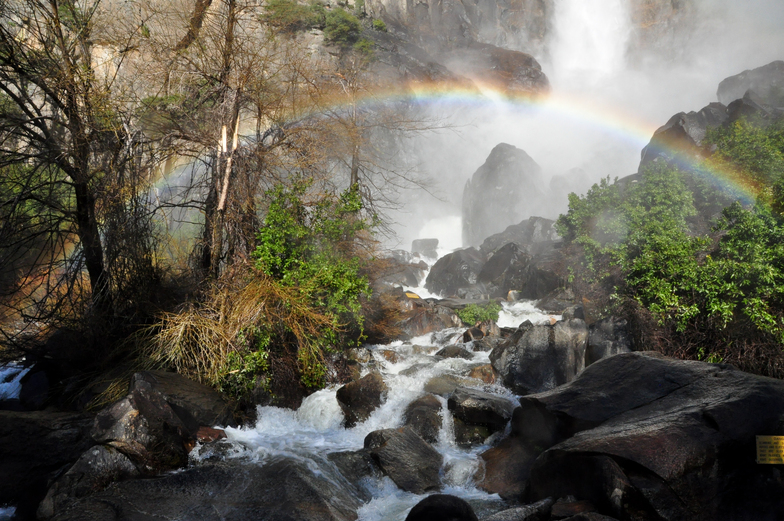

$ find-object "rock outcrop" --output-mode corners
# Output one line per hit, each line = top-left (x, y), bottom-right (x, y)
(425, 247), (486, 297)
(480, 352), (784, 520)
(717, 60), (784, 107)
(50, 458), (362, 521)
(364, 426), (443, 494)
(462, 143), (546, 247)
(336, 372), (388, 427)
(490, 318), (588, 395)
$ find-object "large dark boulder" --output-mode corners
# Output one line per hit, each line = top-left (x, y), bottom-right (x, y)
(518, 352), (784, 521)
(50, 457), (362, 521)
(462, 144), (546, 247)
(717, 60), (784, 107)
(476, 437), (541, 499)
(425, 248), (487, 297)
(0, 410), (93, 517)
(490, 319), (588, 395)
(448, 387), (515, 433)
(327, 450), (382, 501)
(479, 217), (560, 257)
(336, 372), (387, 428)
(477, 243), (532, 298)
(398, 304), (463, 337)
(404, 394), (443, 444)
(639, 103), (728, 166)
(405, 493), (478, 521)
(37, 445), (140, 519)
(92, 370), (234, 471)
(364, 426), (443, 494)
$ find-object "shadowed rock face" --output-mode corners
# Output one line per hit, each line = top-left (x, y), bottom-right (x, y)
(50, 458), (363, 521)
(463, 143), (546, 247)
(718, 60), (784, 107)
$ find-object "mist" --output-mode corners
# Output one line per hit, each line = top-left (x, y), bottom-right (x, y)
(388, 0), (784, 252)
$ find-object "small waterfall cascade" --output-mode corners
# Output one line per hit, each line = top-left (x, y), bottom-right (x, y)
(190, 256), (560, 520)
(549, 0), (632, 81)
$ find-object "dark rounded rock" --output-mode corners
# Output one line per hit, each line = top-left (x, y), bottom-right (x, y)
(404, 394), (443, 444)
(435, 345), (474, 360)
(364, 426), (443, 494)
(522, 352), (784, 520)
(453, 417), (492, 447)
(425, 248), (486, 297)
(336, 372), (387, 428)
(50, 458), (362, 521)
(412, 238), (439, 259)
(405, 493), (478, 521)
(448, 387), (514, 433)
(399, 305), (463, 338)
(476, 437), (541, 500)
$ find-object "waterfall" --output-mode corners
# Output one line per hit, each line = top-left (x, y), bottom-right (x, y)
(549, 0), (632, 81)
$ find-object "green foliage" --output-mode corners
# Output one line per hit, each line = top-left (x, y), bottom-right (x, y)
(372, 18), (387, 31)
(456, 302), (503, 326)
(354, 0), (366, 17)
(324, 7), (362, 47)
(262, 0), (326, 32)
(253, 180), (373, 387)
(353, 37), (374, 57)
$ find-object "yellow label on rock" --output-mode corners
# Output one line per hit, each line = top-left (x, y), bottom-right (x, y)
(405, 292), (420, 299)
(756, 436), (784, 464)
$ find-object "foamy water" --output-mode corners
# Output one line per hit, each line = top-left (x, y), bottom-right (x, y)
(190, 247), (563, 519)
(0, 363), (29, 401)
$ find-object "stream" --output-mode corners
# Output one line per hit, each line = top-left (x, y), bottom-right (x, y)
(190, 253), (559, 520)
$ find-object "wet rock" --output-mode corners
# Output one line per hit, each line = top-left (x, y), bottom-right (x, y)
(477, 438), (542, 499)
(490, 319), (587, 395)
(405, 493), (478, 521)
(347, 347), (373, 364)
(448, 388), (514, 433)
(424, 374), (477, 396)
(462, 144), (546, 248)
(536, 288), (576, 313)
(561, 305), (584, 321)
(336, 372), (387, 428)
(425, 248), (487, 297)
(479, 497), (554, 521)
(38, 445), (140, 519)
(412, 238), (439, 259)
(453, 417), (492, 446)
(435, 345), (474, 360)
(726, 90), (784, 125)
(558, 514), (619, 521)
(130, 370), (235, 428)
(195, 426), (227, 443)
(477, 243), (534, 299)
(523, 352), (784, 520)
(586, 317), (631, 366)
(473, 336), (504, 352)
(92, 370), (233, 471)
(717, 60), (784, 107)
(404, 394), (443, 444)
(379, 349), (400, 363)
(379, 256), (429, 287)
(468, 364), (496, 384)
(463, 327), (485, 342)
(327, 449), (382, 501)
(364, 426), (443, 494)
(399, 305), (463, 337)
(50, 458), (362, 521)
(0, 410), (93, 517)
(480, 217), (561, 257)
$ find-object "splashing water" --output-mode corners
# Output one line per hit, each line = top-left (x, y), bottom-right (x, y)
(0, 363), (29, 401)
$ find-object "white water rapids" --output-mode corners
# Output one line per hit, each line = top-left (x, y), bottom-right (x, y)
(190, 250), (558, 519)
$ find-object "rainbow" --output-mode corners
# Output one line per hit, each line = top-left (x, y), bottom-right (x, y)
(294, 77), (760, 204)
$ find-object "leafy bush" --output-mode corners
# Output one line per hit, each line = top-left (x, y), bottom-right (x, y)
(456, 302), (503, 326)
(262, 0), (325, 32)
(324, 7), (362, 46)
(353, 37), (374, 57)
(372, 18), (387, 31)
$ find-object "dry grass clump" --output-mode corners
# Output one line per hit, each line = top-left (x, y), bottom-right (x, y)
(138, 271), (337, 389)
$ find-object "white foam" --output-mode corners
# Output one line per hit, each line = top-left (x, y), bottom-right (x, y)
(0, 363), (29, 401)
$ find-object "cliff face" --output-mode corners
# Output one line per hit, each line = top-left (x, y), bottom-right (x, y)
(365, 0), (553, 56)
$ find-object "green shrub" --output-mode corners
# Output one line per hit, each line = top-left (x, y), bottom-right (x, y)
(372, 18), (387, 31)
(456, 302), (503, 326)
(262, 0), (325, 32)
(324, 7), (361, 46)
(353, 37), (374, 57)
